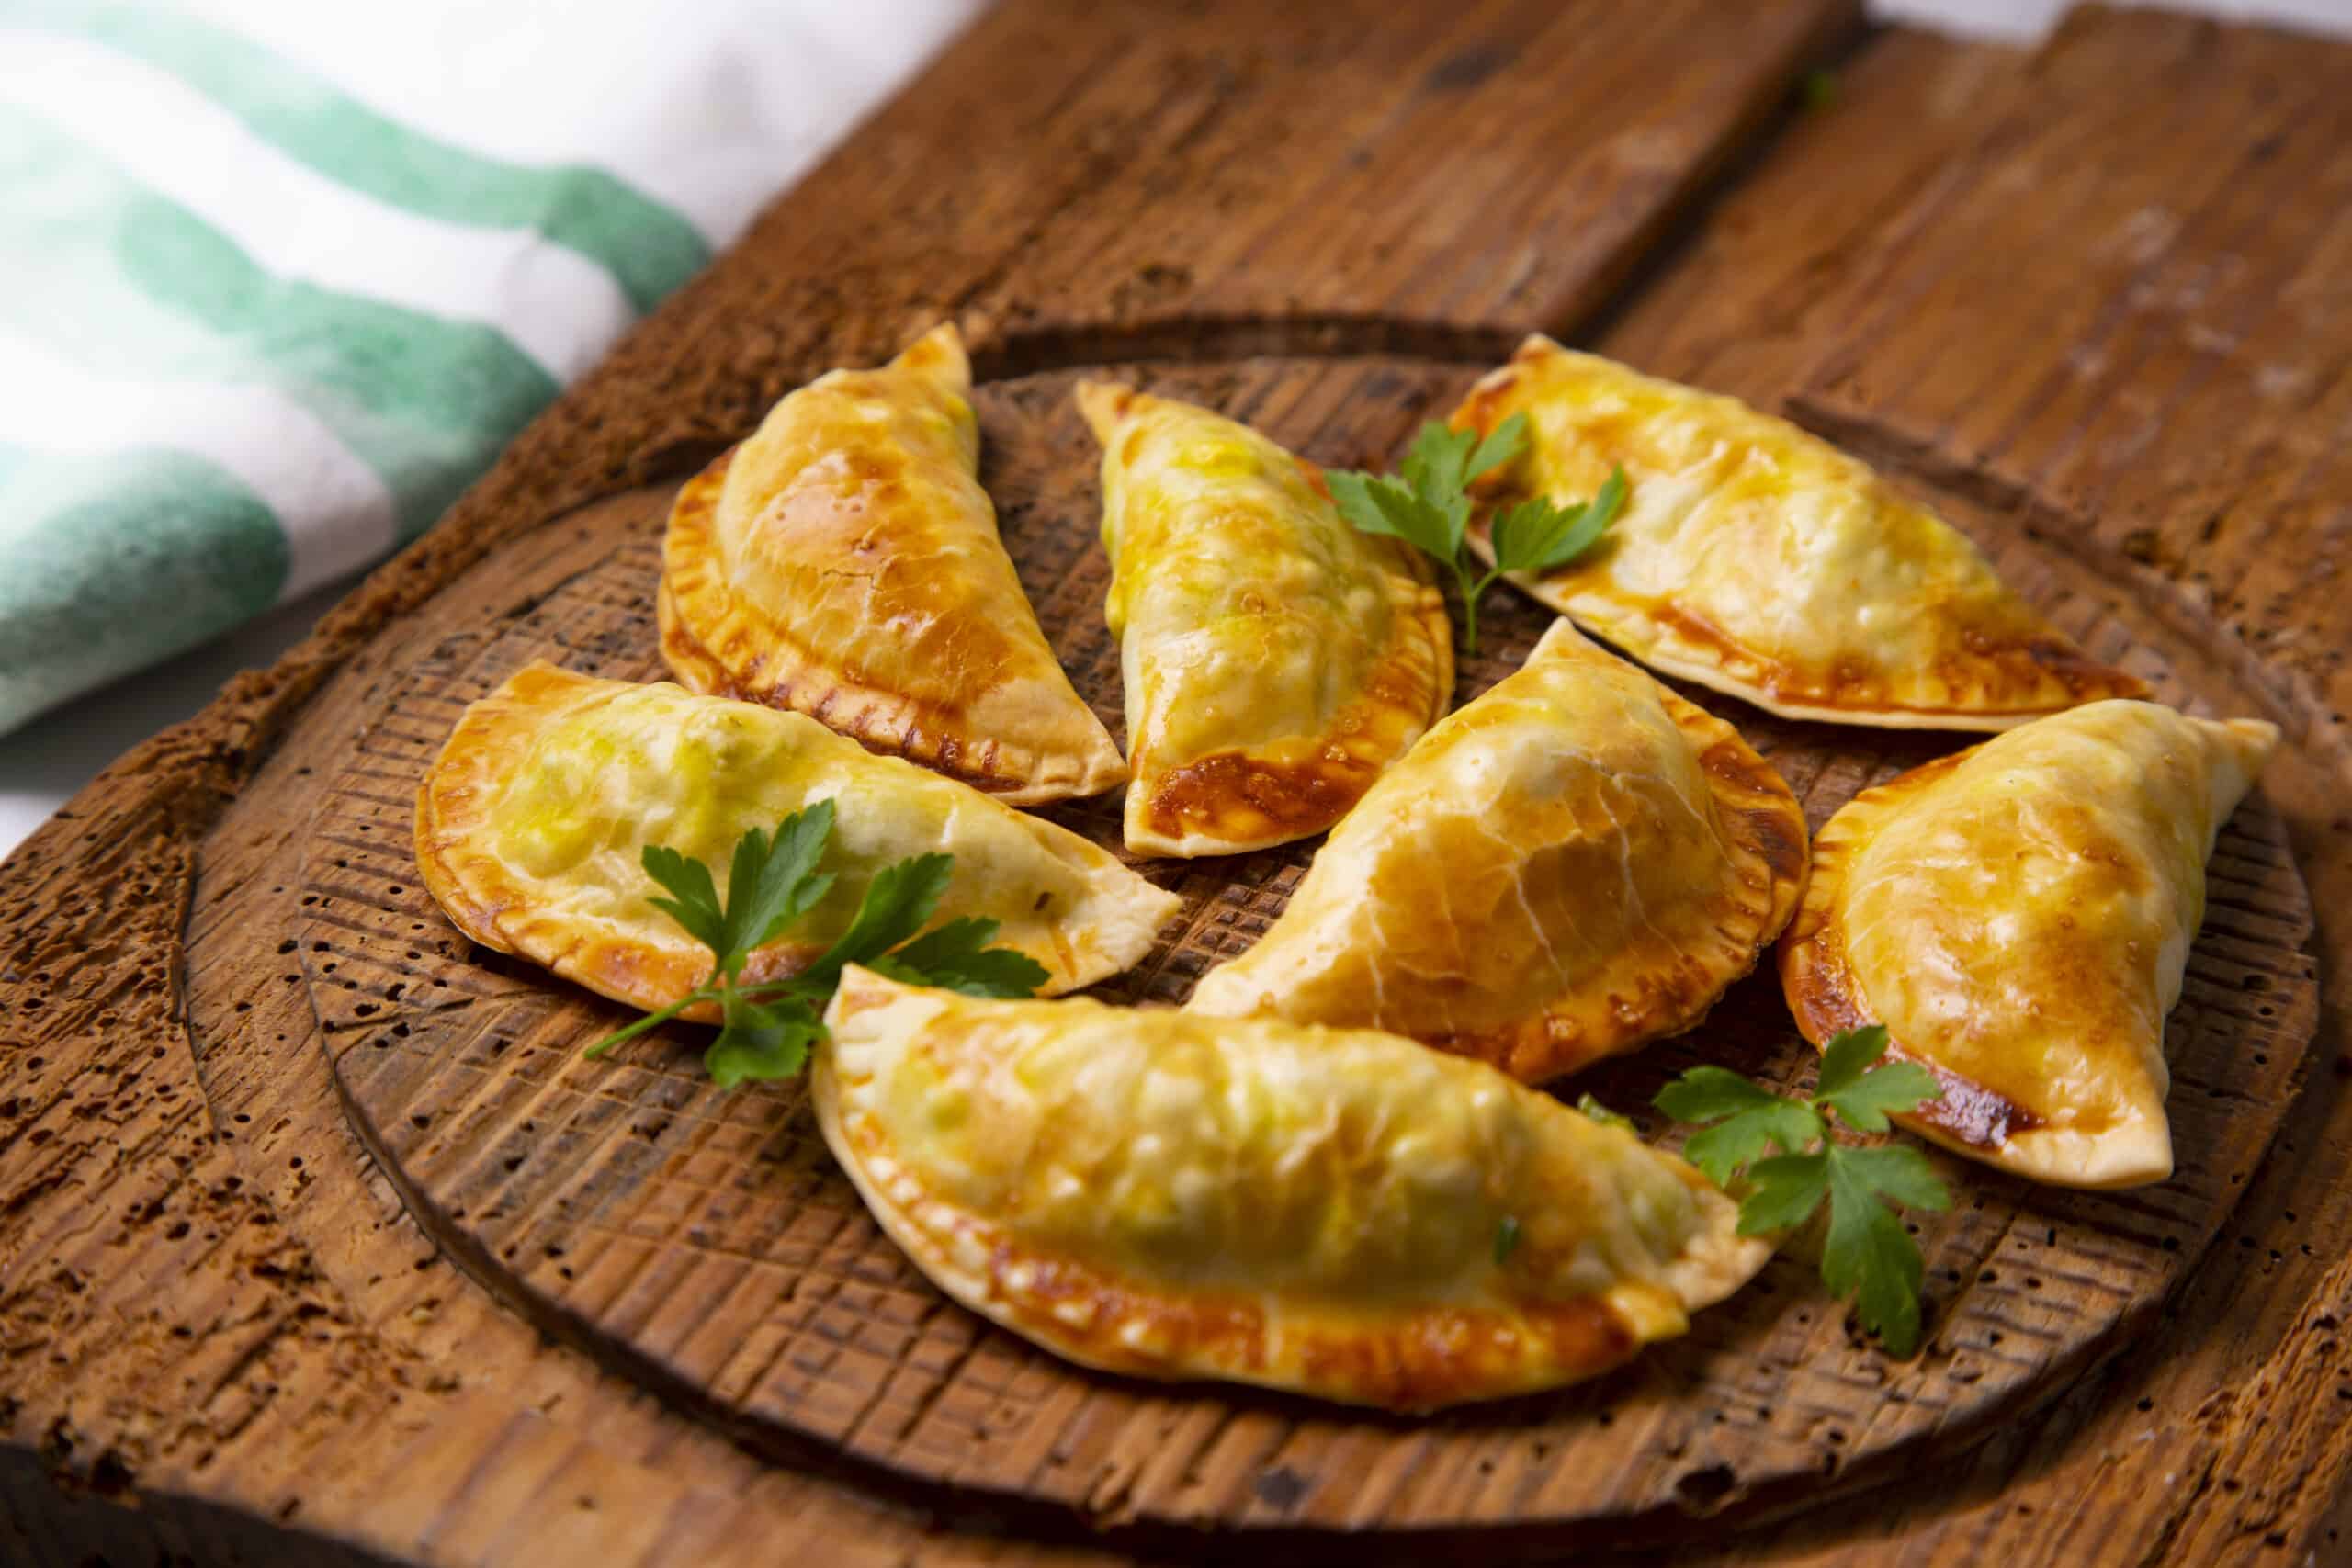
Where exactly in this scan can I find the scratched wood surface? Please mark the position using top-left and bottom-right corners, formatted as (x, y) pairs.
(7, 4), (2352, 1564)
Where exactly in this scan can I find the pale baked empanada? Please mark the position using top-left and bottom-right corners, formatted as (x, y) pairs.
(662, 323), (1124, 804)
(816, 966), (1769, 1409)
(1189, 621), (1805, 1080)
(1780, 700), (2278, 1189)
(1453, 337), (2149, 729)
(1078, 382), (1453, 857)
(415, 663), (1179, 1017)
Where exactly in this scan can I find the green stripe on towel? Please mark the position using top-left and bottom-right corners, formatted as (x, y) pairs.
(0, 103), (559, 539)
(14, 0), (708, 312)
(0, 445), (288, 733)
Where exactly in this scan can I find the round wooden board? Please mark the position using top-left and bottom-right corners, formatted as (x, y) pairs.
(296, 355), (2317, 1551)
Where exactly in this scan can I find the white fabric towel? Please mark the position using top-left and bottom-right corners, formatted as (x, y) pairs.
(0, 0), (982, 735)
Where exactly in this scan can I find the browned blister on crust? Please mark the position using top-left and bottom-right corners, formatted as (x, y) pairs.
(1189, 621), (1806, 1081)
(1452, 336), (2150, 730)
(1780, 701), (2278, 1188)
(414, 663), (1178, 1020)
(662, 324), (1125, 804)
(816, 969), (1770, 1410)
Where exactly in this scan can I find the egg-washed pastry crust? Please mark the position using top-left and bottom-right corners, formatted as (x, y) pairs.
(661, 323), (1125, 805)
(1079, 382), (1453, 857)
(1188, 622), (1805, 1082)
(1453, 337), (2150, 731)
(1781, 701), (2278, 1188)
(414, 663), (1178, 1021)
(816, 969), (1769, 1410)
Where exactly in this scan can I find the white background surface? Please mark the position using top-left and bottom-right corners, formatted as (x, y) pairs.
(5, 0), (2349, 859)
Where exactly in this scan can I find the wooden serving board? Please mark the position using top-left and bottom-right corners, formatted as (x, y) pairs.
(300, 355), (2313, 1548)
(9, 5), (2352, 1565)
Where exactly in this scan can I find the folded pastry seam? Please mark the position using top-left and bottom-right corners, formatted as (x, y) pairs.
(815, 967), (1771, 1410)
(661, 322), (1127, 805)
(1780, 700), (2278, 1190)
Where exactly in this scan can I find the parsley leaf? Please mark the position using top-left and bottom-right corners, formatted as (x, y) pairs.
(1834, 1142), (1953, 1214)
(1465, 416), (1527, 484)
(1654, 1065), (1822, 1184)
(1680, 1100), (1823, 1190)
(1822, 1147), (1927, 1357)
(582, 816), (1044, 1086)
(1494, 1213), (1523, 1266)
(1653, 1064), (1793, 1123)
(1814, 1025), (1942, 1134)
(881, 918), (1051, 998)
(706, 991), (824, 1089)
(1325, 468), (1457, 567)
(1327, 412), (1623, 655)
(1814, 1023), (1891, 1099)
(1736, 1151), (1831, 1236)
(718, 800), (836, 968)
(639, 844), (727, 957)
(791, 852), (956, 996)
(1652, 1027), (1953, 1358)
(1487, 466), (1626, 581)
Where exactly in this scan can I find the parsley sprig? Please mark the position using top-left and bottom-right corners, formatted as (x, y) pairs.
(1326, 412), (1625, 656)
(1655, 1026), (1952, 1358)
(582, 800), (1048, 1087)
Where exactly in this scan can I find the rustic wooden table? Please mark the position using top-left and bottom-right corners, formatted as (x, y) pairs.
(6, 3), (2351, 1563)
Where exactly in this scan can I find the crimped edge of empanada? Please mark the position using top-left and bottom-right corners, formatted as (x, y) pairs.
(414, 662), (1181, 1023)
(414, 660), (783, 1023)
(1435, 633), (1810, 1082)
(815, 968), (1770, 1411)
(1078, 381), (1457, 859)
(660, 446), (1128, 806)
(1778, 748), (2173, 1190)
(1518, 603), (2151, 735)
(1186, 622), (1809, 1080)
(1453, 336), (2152, 731)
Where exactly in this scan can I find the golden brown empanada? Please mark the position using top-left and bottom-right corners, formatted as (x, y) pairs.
(1078, 382), (1453, 857)
(816, 966), (1769, 1410)
(415, 663), (1179, 1019)
(662, 323), (1124, 804)
(1189, 621), (1805, 1080)
(1781, 700), (2278, 1188)
(1452, 337), (2149, 730)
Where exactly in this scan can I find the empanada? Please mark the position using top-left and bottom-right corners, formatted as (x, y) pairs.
(1078, 382), (1453, 857)
(415, 663), (1179, 1018)
(1780, 700), (2278, 1189)
(662, 323), (1125, 804)
(1453, 337), (2149, 729)
(816, 966), (1770, 1410)
(1189, 621), (1805, 1080)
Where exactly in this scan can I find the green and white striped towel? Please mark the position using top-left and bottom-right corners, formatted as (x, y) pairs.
(0, 0), (978, 736)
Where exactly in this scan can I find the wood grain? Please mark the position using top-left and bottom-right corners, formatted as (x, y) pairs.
(7, 2), (2352, 1562)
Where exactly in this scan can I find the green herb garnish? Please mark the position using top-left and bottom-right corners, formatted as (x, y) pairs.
(1326, 412), (1625, 655)
(1654, 1026), (1952, 1358)
(582, 800), (1048, 1087)
(1494, 1213), (1523, 1266)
